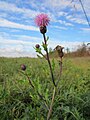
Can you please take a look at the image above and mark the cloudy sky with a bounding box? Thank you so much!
[0,0,90,57]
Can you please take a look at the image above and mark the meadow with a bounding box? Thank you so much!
[0,57,90,120]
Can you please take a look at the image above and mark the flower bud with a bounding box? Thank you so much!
[21,64,26,71]
[40,26,47,34]
[35,44,40,49]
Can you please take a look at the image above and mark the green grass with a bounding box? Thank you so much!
[69,57,90,70]
[0,57,90,120]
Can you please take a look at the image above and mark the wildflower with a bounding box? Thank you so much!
[35,14,50,27]
[35,13,50,34]
[21,64,26,71]
[35,44,40,49]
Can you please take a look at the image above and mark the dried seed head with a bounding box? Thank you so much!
[55,45,64,51]
[54,45,64,58]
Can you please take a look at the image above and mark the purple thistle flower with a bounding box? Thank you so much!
[35,13,50,27]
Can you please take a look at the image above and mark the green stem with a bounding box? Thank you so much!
[23,73,34,88]
[47,87,56,120]
[56,57,63,86]
[43,34,56,87]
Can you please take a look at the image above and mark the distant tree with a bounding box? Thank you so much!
[77,43,87,56]
[87,43,90,45]
[87,43,90,55]
[66,47,70,54]
[49,47,53,53]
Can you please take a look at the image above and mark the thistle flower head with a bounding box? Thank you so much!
[35,13,50,27]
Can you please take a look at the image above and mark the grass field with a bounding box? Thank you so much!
[0,57,90,120]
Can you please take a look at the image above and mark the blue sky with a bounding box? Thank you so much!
[0,0,90,57]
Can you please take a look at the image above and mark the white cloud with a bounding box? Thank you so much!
[58,20,74,26]
[0,12,8,18]
[48,40,88,51]
[0,0,90,26]
[58,11,68,17]
[45,0,71,9]
[80,27,90,32]
[0,36,40,57]
[0,40,84,57]
[0,34,40,58]
[82,0,90,16]
[0,34,88,57]
[0,47,36,57]
[52,25,67,30]
[0,1,22,13]
[0,1,40,18]
[15,35,41,41]
[45,0,90,26]
[66,15,87,25]
[0,35,41,45]
[0,33,42,57]
[66,0,90,25]
[0,32,42,43]
[0,18,38,31]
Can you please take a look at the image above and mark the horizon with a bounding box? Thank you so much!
[0,0,90,57]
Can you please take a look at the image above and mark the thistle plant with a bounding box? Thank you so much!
[35,13,56,87]
[20,13,64,120]
[34,13,64,120]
